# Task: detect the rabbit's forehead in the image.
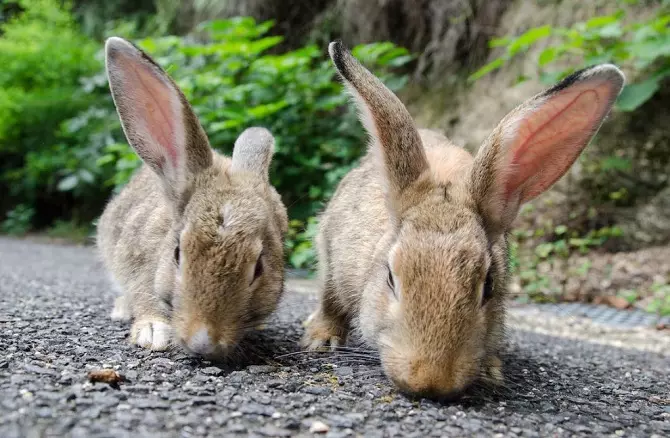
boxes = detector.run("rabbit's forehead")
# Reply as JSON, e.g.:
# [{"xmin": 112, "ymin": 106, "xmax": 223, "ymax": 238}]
[
  {"xmin": 185, "ymin": 189, "xmax": 269, "ymax": 231},
  {"xmin": 392, "ymin": 227, "xmax": 489, "ymax": 280}
]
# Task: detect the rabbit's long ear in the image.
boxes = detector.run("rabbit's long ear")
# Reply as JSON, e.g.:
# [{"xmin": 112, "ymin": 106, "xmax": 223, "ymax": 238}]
[
  {"xmin": 105, "ymin": 37, "xmax": 212, "ymax": 201},
  {"xmin": 471, "ymin": 65, "xmax": 625, "ymax": 237},
  {"xmin": 231, "ymin": 127, "xmax": 275, "ymax": 182},
  {"xmin": 329, "ymin": 41, "xmax": 429, "ymax": 207}
]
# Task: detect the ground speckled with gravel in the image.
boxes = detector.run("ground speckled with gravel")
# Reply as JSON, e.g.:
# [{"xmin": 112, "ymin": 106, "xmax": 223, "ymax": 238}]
[{"xmin": 1, "ymin": 237, "xmax": 669, "ymax": 437}]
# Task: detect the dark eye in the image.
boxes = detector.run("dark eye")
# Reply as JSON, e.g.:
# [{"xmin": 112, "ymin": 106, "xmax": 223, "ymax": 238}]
[
  {"xmin": 387, "ymin": 266, "xmax": 396, "ymax": 291},
  {"xmin": 482, "ymin": 269, "xmax": 494, "ymax": 305},
  {"xmin": 252, "ymin": 254, "xmax": 263, "ymax": 284},
  {"xmin": 174, "ymin": 244, "xmax": 180, "ymax": 265}
]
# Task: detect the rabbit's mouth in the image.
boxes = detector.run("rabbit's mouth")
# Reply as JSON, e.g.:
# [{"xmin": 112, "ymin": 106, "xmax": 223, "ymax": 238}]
[
  {"xmin": 174, "ymin": 326, "xmax": 239, "ymax": 360},
  {"xmin": 177, "ymin": 338, "xmax": 235, "ymax": 360},
  {"xmin": 394, "ymin": 381, "xmax": 469, "ymax": 403}
]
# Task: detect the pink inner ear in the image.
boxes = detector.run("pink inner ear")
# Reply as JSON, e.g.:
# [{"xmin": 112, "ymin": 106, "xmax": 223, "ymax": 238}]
[
  {"xmin": 115, "ymin": 52, "xmax": 180, "ymax": 170},
  {"xmin": 504, "ymin": 81, "xmax": 615, "ymax": 204}
]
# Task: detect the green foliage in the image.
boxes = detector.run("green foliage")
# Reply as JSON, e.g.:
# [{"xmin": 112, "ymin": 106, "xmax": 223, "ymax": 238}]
[
  {"xmin": 0, "ymin": 0, "xmax": 104, "ymax": 222},
  {"xmin": 72, "ymin": 0, "xmax": 158, "ymax": 39},
  {"xmin": 648, "ymin": 282, "xmax": 670, "ymax": 317},
  {"xmin": 0, "ymin": 11, "xmax": 410, "ymax": 270},
  {"xmin": 469, "ymin": 2, "xmax": 670, "ymax": 111},
  {"xmin": 286, "ymin": 217, "xmax": 319, "ymax": 270},
  {"xmin": 1, "ymin": 204, "xmax": 34, "ymax": 235},
  {"xmin": 101, "ymin": 20, "xmax": 411, "ymax": 223},
  {"xmin": 510, "ymin": 223, "xmax": 624, "ymax": 302},
  {"xmin": 100, "ymin": 19, "xmax": 411, "ymax": 266},
  {"xmin": 46, "ymin": 219, "xmax": 93, "ymax": 244}
]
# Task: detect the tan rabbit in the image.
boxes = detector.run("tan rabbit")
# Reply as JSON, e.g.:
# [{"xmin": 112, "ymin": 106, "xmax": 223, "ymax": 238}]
[
  {"xmin": 302, "ymin": 41, "xmax": 625, "ymax": 399},
  {"xmin": 97, "ymin": 37, "xmax": 288, "ymax": 358}
]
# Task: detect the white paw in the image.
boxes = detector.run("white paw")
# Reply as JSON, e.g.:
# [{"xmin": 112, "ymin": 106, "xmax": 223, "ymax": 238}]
[
  {"xmin": 110, "ymin": 296, "xmax": 131, "ymax": 321},
  {"xmin": 130, "ymin": 319, "xmax": 172, "ymax": 351}
]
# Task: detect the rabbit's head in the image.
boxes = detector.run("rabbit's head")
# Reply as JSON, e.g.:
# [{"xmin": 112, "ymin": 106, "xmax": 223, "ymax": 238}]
[
  {"xmin": 105, "ymin": 37, "xmax": 288, "ymax": 358},
  {"xmin": 329, "ymin": 41, "xmax": 624, "ymax": 398}
]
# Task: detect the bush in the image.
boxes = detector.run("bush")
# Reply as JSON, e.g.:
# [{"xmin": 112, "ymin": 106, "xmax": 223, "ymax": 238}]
[
  {"xmin": 102, "ymin": 19, "xmax": 411, "ymax": 220},
  {"xmin": 1, "ymin": 10, "xmax": 411, "ymax": 269},
  {"xmin": 94, "ymin": 18, "xmax": 411, "ymax": 266},
  {"xmin": 467, "ymin": 1, "xmax": 670, "ymax": 223},
  {"xmin": 469, "ymin": 1, "xmax": 670, "ymax": 308},
  {"xmin": 0, "ymin": 0, "xmax": 103, "ymax": 224},
  {"xmin": 469, "ymin": 2, "xmax": 670, "ymax": 112}
]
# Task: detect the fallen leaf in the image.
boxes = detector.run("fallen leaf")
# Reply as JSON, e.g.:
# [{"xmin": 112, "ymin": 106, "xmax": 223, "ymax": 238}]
[
  {"xmin": 88, "ymin": 369, "xmax": 125, "ymax": 387},
  {"xmin": 602, "ymin": 296, "xmax": 631, "ymax": 310}
]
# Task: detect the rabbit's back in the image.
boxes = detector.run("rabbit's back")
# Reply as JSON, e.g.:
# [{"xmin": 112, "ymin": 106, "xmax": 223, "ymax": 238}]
[
  {"xmin": 317, "ymin": 154, "xmax": 388, "ymax": 309},
  {"xmin": 97, "ymin": 165, "xmax": 173, "ymax": 293}
]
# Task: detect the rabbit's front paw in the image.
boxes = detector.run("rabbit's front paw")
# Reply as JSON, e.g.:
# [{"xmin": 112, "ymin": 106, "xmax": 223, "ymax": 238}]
[
  {"xmin": 110, "ymin": 296, "xmax": 131, "ymax": 321},
  {"xmin": 130, "ymin": 319, "xmax": 172, "ymax": 351},
  {"xmin": 301, "ymin": 310, "xmax": 347, "ymax": 351}
]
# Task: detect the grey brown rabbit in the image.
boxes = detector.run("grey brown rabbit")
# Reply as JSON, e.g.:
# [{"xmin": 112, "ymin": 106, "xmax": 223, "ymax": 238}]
[
  {"xmin": 97, "ymin": 37, "xmax": 288, "ymax": 358},
  {"xmin": 303, "ymin": 41, "xmax": 625, "ymax": 398}
]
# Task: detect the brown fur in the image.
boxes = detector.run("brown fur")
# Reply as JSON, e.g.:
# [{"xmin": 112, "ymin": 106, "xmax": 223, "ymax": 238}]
[
  {"xmin": 97, "ymin": 38, "xmax": 288, "ymax": 358},
  {"xmin": 303, "ymin": 41, "xmax": 624, "ymax": 399}
]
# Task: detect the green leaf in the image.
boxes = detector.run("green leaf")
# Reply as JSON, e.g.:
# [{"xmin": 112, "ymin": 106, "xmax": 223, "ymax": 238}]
[
  {"xmin": 387, "ymin": 55, "xmax": 414, "ymax": 68},
  {"xmin": 538, "ymin": 47, "xmax": 557, "ymax": 66},
  {"xmin": 77, "ymin": 169, "xmax": 94, "ymax": 184},
  {"xmin": 96, "ymin": 155, "xmax": 116, "ymax": 166},
  {"xmin": 489, "ymin": 37, "xmax": 510, "ymax": 48},
  {"xmin": 57, "ymin": 174, "xmax": 78, "ymax": 191},
  {"xmin": 629, "ymin": 37, "xmax": 670, "ymax": 66},
  {"xmin": 246, "ymin": 100, "xmax": 289, "ymax": 118},
  {"xmin": 514, "ymin": 74, "xmax": 530, "ymax": 85},
  {"xmin": 468, "ymin": 58, "xmax": 504, "ymax": 82},
  {"xmin": 539, "ymin": 69, "xmax": 567, "ymax": 85},
  {"xmin": 585, "ymin": 14, "xmax": 620, "ymax": 29},
  {"xmin": 209, "ymin": 120, "xmax": 244, "ymax": 132},
  {"xmin": 507, "ymin": 25, "xmax": 552, "ymax": 56},
  {"xmin": 600, "ymin": 156, "xmax": 632, "ymax": 172},
  {"xmin": 554, "ymin": 225, "xmax": 568, "ymax": 235},
  {"xmin": 535, "ymin": 243, "xmax": 554, "ymax": 259},
  {"xmin": 616, "ymin": 78, "xmax": 660, "ymax": 111},
  {"xmin": 598, "ymin": 23, "xmax": 623, "ymax": 39}
]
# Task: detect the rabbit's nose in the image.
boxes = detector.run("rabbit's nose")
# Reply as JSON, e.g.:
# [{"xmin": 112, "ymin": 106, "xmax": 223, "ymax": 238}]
[
  {"xmin": 395, "ymin": 358, "xmax": 467, "ymax": 400},
  {"xmin": 187, "ymin": 327, "xmax": 215, "ymax": 356}
]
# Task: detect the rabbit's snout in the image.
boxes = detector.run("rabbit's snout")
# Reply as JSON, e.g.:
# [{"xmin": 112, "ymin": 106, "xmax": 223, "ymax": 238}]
[
  {"xmin": 186, "ymin": 327, "xmax": 215, "ymax": 356},
  {"xmin": 180, "ymin": 325, "xmax": 232, "ymax": 358},
  {"xmin": 386, "ymin": 356, "xmax": 474, "ymax": 401}
]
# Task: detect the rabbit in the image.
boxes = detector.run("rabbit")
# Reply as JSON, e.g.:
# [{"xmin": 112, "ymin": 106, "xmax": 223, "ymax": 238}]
[
  {"xmin": 302, "ymin": 40, "xmax": 625, "ymax": 399},
  {"xmin": 97, "ymin": 37, "xmax": 288, "ymax": 359}
]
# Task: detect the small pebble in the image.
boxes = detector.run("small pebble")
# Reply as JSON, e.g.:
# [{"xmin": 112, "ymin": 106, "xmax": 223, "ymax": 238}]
[{"xmin": 309, "ymin": 421, "xmax": 329, "ymax": 434}]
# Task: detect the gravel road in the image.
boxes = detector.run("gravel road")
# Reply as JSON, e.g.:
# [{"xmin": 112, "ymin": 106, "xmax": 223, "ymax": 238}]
[{"xmin": 1, "ymin": 237, "xmax": 668, "ymax": 437}]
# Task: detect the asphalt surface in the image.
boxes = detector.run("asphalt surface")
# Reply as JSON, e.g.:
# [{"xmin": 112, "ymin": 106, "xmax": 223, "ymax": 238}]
[{"xmin": 1, "ymin": 237, "xmax": 668, "ymax": 437}]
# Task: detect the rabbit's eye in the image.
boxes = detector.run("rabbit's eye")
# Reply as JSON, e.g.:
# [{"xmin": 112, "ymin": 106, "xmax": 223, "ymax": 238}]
[
  {"xmin": 482, "ymin": 270, "xmax": 494, "ymax": 305},
  {"xmin": 174, "ymin": 245, "xmax": 180, "ymax": 265},
  {"xmin": 387, "ymin": 266, "xmax": 396, "ymax": 294},
  {"xmin": 252, "ymin": 254, "xmax": 264, "ymax": 284}
]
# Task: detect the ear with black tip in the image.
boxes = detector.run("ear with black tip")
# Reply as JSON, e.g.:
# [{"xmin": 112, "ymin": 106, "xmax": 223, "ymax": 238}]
[
  {"xmin": 328, "ymin": 40, "xmax": 429, "ymax": 204},
  {"xmin": 471, "ymin": 64, "xmax": 625, "ymax": 236}
]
